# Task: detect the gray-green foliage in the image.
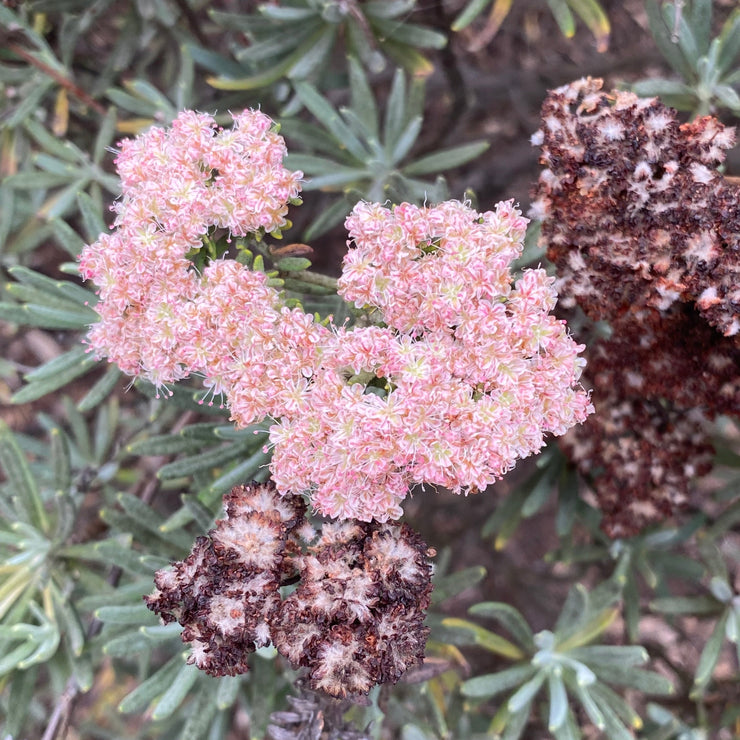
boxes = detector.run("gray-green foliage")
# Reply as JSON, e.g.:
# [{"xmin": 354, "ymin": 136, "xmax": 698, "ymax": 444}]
[
  {"xmin": 635, "ymin": 0, "xmax": 740, "ymax": 115},
  {"xmin": 450, "ymin": 583, "xmax": 673, "ymax": 739},
  {"xmin": 453, "ymin": 0, "xmax": 611, "ymax": 52},
  {"xmin": 283, "ymin": 57, "xmax": 489, "ymax": 239},
  {"xmin": 206, "ymin": 0, "xmax": 446, "ymax": 90}
]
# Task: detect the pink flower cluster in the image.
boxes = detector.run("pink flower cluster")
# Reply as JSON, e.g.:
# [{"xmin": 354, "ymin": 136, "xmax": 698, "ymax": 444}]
[
  {"xmin": 271, "ymin": 201, "xmax": 592, "ymax": 520},
  {"xmin": 78, "ymin": 109, "xmax": 304, "ymax": 388},
  {"xmin": 80, "ymin": 111, "xmax": 592, "ymax": 522}
]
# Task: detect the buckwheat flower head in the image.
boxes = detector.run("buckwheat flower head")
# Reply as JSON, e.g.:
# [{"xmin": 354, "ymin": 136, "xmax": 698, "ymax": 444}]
[
  {"xmin": 531, "ymin": 78, "xmax": 739, "ymax": 534},
  {"xmin": 340, "ymin": 199, "xmax": 527, "ymax": 335},
  {"xmin": 561, "ymin": 383, "xmax": 714, "ymax": 538},
  {"xmin": 145, "ymin": 482, "xmax": 309, "ymax": 676},
  {"xmin": 530, "ymin": 77, "xmax": 739, "ymax": 338},
  {"xmin": 274, "ymin": 200, "xmax": 592, "ymax": 521},
  {"xmin": 79, "ymin": 109, "xmax": 302, "ymax": 389},
  {"xmin": 271, "ymin": 520, "xmax": 434, "ymax": 697}
]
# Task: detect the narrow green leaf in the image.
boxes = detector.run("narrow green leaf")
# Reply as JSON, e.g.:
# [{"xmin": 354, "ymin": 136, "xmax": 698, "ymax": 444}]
[
  {"xmin": 151, "ymin": 662, "xmax": 200, "ymax": 720},
  {"xmin": 215, "ymin": 674, "xmax": 242, "ymax": 709},
  {"xmin": 178, "ymin": 494, "xmax": 213, "ymax": 531},
  {"xmin": 49, "ymin": 218, "xmax": 86, "ymax": 258},
  {"xmin": 592, "ymin": 663, "xmax": 674, "ymax": 695},
  {"xmin": 588, "ymin": 691, "xmax": 634, "ymax": 740},
  {"xmin": 567, "ymin": 0, "xmax": 610, "ymax": 51},
  {"xmin": 61, "ymin": 538, "xmax": 153, "ymax": 576},
  {"xmin": 303, "ymin": 168, "xmax": 368, "ymax": 190},
  {"xmin": 302, "ymin": 196, "xmax": 352, "ymax": 241},
  {"xmin": 0, "ymin": 421, "xmax": 46, "ymax": 531},
  {"xmin": 276, "ymin": 256, "xmax": 312, "ymax": 272},
  {"xmin": 126, "ymin": 432, "xmax": 203, "ymax": 457},
  {"xmin": 548, "ymin": 671, "xmax": 568, "ymax": 731},
  {"xmin": 116, "ymin": 491, "xmax": 193, "ymax": 550},
  {"xmin": 50, "ymin": 427, "xmax": 72, "ymax": 493},
  {"xmin": 118, "ymin": 654, "xmax": 186, "ymax": 714},
  {"xmin": 717, "ymin": 9, "xmax": 740, "ymax": 76},
  {"xmin": 93, "ymin": 106, "xmax": 118, "ymax": 165},
  {"xmin": 4, "ymin": 283, "xmax": 86, "ymax": 316},
  {"xmin": 4, "ymin": 171, "xmax": 73, "ymax": 189},
  {"xmin": 364, "ymin": 0, "xmax": 416, "ymax": 19},
  {"xmin": 714, "ymin": 84, "xmax": 740, "ymax": 111},
  {"xmin": 157, "ymin": 439, "xmax": 255, "ymax": 480},
  {"xmin": 345, "ymin": 17, "xmax": 386, "ymax": 75},
  {"xmin": 4, "ymin": 664, "xmax": 39, "ymax": 738},
  {"xmin": 8, "ymin": 267, "xmax": 94, "ymax": 307},
  {"xmin": 76, "ymin": 191, "xmax": 107, "ymax": 242},
  {"xmin": 441, "ymin": 617, "xmax": 525, "ymax": 659},
  {"xmin": 23, "ymin": 118, "xmax": 79, "ymax": 162},
  {"xmin": 348, "ymin": 56, "xmax": 379, "ymax": 139},
  {"xmin": 294, "ymin": 82, "xmax": 371, "ymax": 162},
  {"xmin": 546, "ymin": 0, "xmax": 575, "ymax": 37},
  {"xmin": 174, "ymin": 44, "xmax": 195, "ymax": 110},
  {"xmin": 569, "ymin": 682, "xmax": 605, "ymax": 730},
  {"xmin": 16, "ymin": 626, "xmax": 61, "ymax": 668},
  {"xmin": 669, "ymin": 4, "xmax": 701, "ymax": 68},
  {"xmin": 13, "ymin": 353, "xmax": 97, "ymax": 404},
  {"xmin": 568, "ymin": 645, "xmax": 647, "ymax": 668},
  {"xmin": 507, "ymin": 671, "xmax": 546, "ymax": 713},
  {"xmin": 390, "ymin": 115, "xmax": 423, "ymax": 164},
  {"xmin": 554, "ymin": 584, "xmax": 589, "ymax": 637},
  {"xmin": 95, "ymin": 604, "xmax": 157, "ymax": 625},
  {"xmin": 181, "ymin": 685, "xmax": 218, "ymax": 740},
  {"xmin": 123, "ymin": 79, "xmax": 174, "ymax": 112},
  {"xmin": 689, "ymin": 0, "xmax": 713, "ymax": 56},
  {"xmin": 402, "ymin": 141, "xmax": 489, "ymax": 176},
  {"xmin": 461, "ymin": 663, "xmax": 536, "ymax": 699},
  {"xmin": 0, "ymin": 641, "xmax": 38, "ymax": 676},
  {"xmin": 557, "ymin": 608, "xmax": 618, "ymax": 652},
  {"xmin": 555, "ymin": 465, "xmax": 580, "ymax": 537},
  {"xmin": 77, "ymin": 365, "xmax": 121, "ymax": 412},
  {"xmin": 645, "ymin": 0, "xmax": 694, "ymax": 80},
  {"xmin": 452, "ymin": 0, "xmax": 492, "ymax": 31},
  {"xmin": 589, "ymin": 682, "xmax": 642, "ymax": 733},
  {"xmin": 285, "ymin": 153, "xmax": 351, "ymax": 175},
  {"xmin": 383, "ymin": 67, "xmax": 408, "ymax": 149},
  {"xmin": 521, "ymin": 462, "xmax": 560, "ymax": 518},
  {"xmin": 468, "ymin": 602, "xmax": 535, "ymax": 651},
  {"xmin": 103, "ymin": 629, "xmax": 155, "ymax": 657},
  {"xmin": 692, "ymin": 610, "xmax": 730, "ymax": 695},
  {"xmin": 105, "ymin": 87, "xmax": 158, "ymax": 116},
  {"xmin": 17, "ymin": 302, "xmax": 97, "ymax": 329},
  {"xmin": 370, "ymin": 16, "xmax": 447, "ymax": 50},
  {"xmin": 259, "ymin": 5, "xmax": 316, "ymax": 20},
  {"xmin": 287, "ymin": 26, "xmax": 336, "ymax": 80},
  {"xmin": 50, "ymin": 585, "xmax": 85, "ymax": 657},
  {"xmin": 207, "ymin": 27, "xmax": 326, "ymax": 90},
  {"xmin": 431, "ymin": 565, "xmax": 486, "ymax": 605}
]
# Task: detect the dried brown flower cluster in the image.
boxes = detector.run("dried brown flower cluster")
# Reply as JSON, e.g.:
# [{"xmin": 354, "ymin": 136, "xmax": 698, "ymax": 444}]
[
  {"xmin": 145, "ymin": 482, "xmax": 309, "ymax": 676},
  {"xmin": 531, "ymin": 78, "xmax": 740, "ymax": 536},
  {"xmin": 145, "ymin": 483, "xmax": 434, "ymax": 696},
  {"xmin": 272, "ymin": 520, "xmax": 433, "ymax": 697},
  {"xmin": 560, "ymin": 384, "xmax": 715, "ymax": 537},
  {"xmin": 531, "ymin": 77, "xmax": 739, "ymax": 339}
]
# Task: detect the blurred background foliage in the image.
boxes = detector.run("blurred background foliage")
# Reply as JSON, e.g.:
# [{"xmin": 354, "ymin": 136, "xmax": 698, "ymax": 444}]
[{"xmin": 0, "ymin": 1, "xmax": 739, "ymax": 739}]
